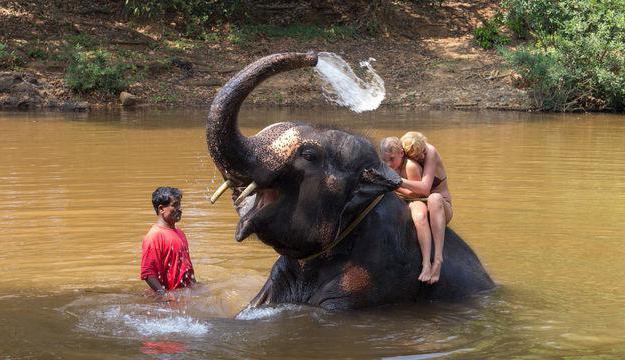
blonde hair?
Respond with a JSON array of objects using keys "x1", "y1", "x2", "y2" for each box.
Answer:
[
  {"x1": 400, "y1": 131, "x2": 427, "y2": 160},
  {"x1": 380, "y1": 136, "x2": 403, "y2": 154}
]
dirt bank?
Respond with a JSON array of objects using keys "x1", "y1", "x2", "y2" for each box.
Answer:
[{"x1": 0, "y1": 0, "x2": 531, "y2": 111}]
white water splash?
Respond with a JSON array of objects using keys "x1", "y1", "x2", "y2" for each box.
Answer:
[
  {"x1": 314, "y1": 52, "x2": 385, "y2": 113},
  {"x1": 77, "y1": 305, "x2": 211, "y2": 338},
  {"x1": 235, "y1": 304, "x2": 303, "y2": 320}
]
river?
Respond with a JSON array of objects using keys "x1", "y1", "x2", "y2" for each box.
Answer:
[{"x1": 1, "y1": 108, "x2": 624, "y2": 358}]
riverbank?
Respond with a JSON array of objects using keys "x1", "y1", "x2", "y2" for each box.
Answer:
[{"x1": 0, "y1": 0, "x2": 531, "y2": 111}]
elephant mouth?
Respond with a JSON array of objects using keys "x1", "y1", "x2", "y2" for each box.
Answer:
[{"x1": 234, "y1": 187, "x2": 280, "y2": 242}]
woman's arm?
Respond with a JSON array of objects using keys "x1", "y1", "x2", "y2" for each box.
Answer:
[
  {"x1": 400, "y1": 145, "x2": 437, "y2": 196},
  {"x1": 396, "y1": 159, "x2": 425, "y2": 198}
]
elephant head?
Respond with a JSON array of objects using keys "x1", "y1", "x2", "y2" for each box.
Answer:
[{"x1": 207, "y1": 52, "x2": 401, "y2": 259}]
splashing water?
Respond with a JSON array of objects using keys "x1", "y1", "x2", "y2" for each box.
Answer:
[
  {"x1": 113, "y1": 308, "x2": 210, "y2": 337},
  {"x1": 314, "y1": 52, "x2": 385, "y2": 113},
  {"x1": 72, "y1": 302, "x2": 211, "y2": 338},
  {"x1": 235, "y1": 304, "x2": 303, "y2": 320}
]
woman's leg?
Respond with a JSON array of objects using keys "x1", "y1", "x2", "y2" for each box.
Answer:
[
  {"x1": 409, "y1": 201, "x2": 432, "y2": 282},
  {"x1": 427, "y1": 193, "x2": 450, "y2": 284}
]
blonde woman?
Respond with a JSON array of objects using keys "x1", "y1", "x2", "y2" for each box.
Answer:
[{"x1": 380, "y1": 132, "x2": 452, "y2": 284}]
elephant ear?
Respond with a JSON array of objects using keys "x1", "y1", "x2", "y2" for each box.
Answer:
[{"x1": 337, "y1": 163, "x2": 402, "y2": 234}]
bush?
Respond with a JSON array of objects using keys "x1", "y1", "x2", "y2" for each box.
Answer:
[
  {"x1": 503, "y1": 0, "x2": 625, "y2": 111},
  {"x1": 0, "y1": 43, "x2": 23, "y2": 69},
  {"x1": 27, "y1": 48, "x2": 48, "y2": 60},
  {"x1": 125, "y1": 0, "x2": 249, "y2": 40},
  {"x1": 502, "y1": 0, "x2": 569, "y2": 39},
  {"x1": 0, "y1": 43, "x2": 8, "y2": 58},
  {"x1": 504, "y1": 47, "x2": 577, "y2": 111},
  {"x1": 65, "y1": 48, "x2": 132, "y2": 94},
  {"x1": 474, "y1": 15, "x2": 510, "y2": 49}
]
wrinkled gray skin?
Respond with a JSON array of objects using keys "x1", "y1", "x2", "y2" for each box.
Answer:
[{"x1": 207, "y1": 52, "x2": 495, "y2": 310}]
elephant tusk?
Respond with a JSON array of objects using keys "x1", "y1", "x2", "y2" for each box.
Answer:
[
  {"x1": 234, "y1": 182, "x2": 257, "y2": 206},
  {"x1": 210, "y1": 180, "x2": 233, "y2": 204}
]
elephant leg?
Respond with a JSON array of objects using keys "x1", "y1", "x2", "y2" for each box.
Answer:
[
  {"x1": 311, "y1": 281, "x2": 353, "y2": 310},
  {"x1": 247, "y1": 256, "x2": 302, "y2": 308},
  {"x1": 249, "y1": 277, "x2": 273, "y2": 308}
]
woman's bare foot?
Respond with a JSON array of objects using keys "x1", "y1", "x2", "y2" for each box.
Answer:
[
  {"x1": 418, "y1": 263, "x2": 431, "y2": 282},
  {"x1": 428, "y1": 259, "x2": 443, "y2": 284}
]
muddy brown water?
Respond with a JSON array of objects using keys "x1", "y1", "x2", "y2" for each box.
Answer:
[{"x1": 1, "y1": 108, "x2": 624, "y2": 358}]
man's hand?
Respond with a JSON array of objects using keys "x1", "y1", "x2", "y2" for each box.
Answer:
[
  {"x1": 156, "y1": 288, "x2": 176, "y2": 302},
  {"x1": 145, "y1": 276, "x2": 175, "y2": 301}
]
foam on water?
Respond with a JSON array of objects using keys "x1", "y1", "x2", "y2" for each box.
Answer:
[{"x1": 314, "y1": 52, "x2": 385, "y2": 113}]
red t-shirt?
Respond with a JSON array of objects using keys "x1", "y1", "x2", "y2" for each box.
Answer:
[{"x1": 140, "y1": 224, "x2": 195, "y2": 290}]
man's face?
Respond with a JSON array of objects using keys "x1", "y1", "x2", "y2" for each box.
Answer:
[
  {"x1": 160, "y1": 196, "x2": 182, "y2": 224},
  {"x1": 381, "y1": 150, "x2": 404, "y2": 171}
]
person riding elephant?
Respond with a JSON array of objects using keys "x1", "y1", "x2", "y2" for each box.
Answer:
[
  {"x1": 206, "y1": 52, "x2": 494, "y2": 310},
  {"x1": 381, "y1": 132, "x2": 452, "y2": 285}
]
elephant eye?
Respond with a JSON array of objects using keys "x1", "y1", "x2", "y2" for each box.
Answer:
[{"x1": 300, "y1": 147, "x2": 318, "y2": 162}]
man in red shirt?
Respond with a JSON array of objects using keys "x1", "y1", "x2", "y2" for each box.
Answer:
[{"x1": 141, "y1": 187, "x2": 196, "y2": 299}]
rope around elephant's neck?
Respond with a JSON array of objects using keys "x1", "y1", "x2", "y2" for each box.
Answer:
[{"x1": 301, "y1": 193, "x2": 385, "y2": 262}]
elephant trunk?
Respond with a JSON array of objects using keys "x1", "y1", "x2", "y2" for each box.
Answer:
[{"x1": 206, "y1": 52, "x2": 318, "y2": 183}]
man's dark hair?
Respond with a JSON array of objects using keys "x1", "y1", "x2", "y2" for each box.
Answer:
[{"x1": 152, "y1": 187, "x2": 182, "y2": 214}]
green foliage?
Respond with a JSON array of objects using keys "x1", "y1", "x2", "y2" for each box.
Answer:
[
  {"x1": 125, "y1": 0, "x2": 249, "y2": 41},
  {"x1": 0, "y1": 43, "x2": 8, "y2": 58},
  {"x1": 474, "y1": 15, "x2": 510, "y2": 49},
  {"x1": 503, "y1": 47, "x2": 575, "y2": 111},
  {"x1": 0, "y1": 43, "x2": 23, "y2": 69},
  {"x1": 151, "y1": 93, "x2": 178, "y2": 104},
  {"x1": 502, "y1": 0, "x2": 625, "y2": 111},
  {"x1": 361, "y1": 19, "x2": 382, "y2": 37},
  {"x1": 65, "y1": 48, "x2": 132, "y2": 94},
  {"x1": 27, "y1": 48, "x2": 48, "y2": 60},
  {"x1": 272, "y1": 91, "x2": 284, "y2": 105},
  {"x1": 67, "y1": 33, "x2": 98, "y2": 48},
  {"x1": 165, "y1": 38, "x2": 196, "y2": 52},
  {"x1": 502, "y1": 0, "x2": 569, "y2": 39},
  {"x1": 198, "y1": 31, "x2": 221, "y2": 43}
]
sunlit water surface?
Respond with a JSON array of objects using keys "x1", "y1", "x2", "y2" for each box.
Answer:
[{"x1": 1, "y1": 108, "x2": 624, "y2": 358}]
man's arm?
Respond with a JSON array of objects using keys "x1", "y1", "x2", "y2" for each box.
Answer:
[
  {"x1": 141, "y1": 236, "x2": 171, "y2": 299},
  {"x1": 145, "y1": 276, "x2": 166, "y2": 295},
  {"x1": 145, "y1": 276, "x2": 176, "y2": 301}
]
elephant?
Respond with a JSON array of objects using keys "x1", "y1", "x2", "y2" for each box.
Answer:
[{"x1": 206, "y1": 51, "x2": 495, "y2": 310}]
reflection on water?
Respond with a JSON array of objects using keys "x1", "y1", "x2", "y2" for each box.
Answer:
[{"x1": 1, "y1": 108, "x2": 625, "y2": 358}]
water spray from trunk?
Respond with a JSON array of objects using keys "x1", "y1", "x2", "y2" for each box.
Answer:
[{"x1": 314, "y1": 52, "x2": 385, "y2": 113}]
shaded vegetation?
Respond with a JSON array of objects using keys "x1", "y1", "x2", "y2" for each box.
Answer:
[
  {"x1": 501, "y1": 0, "x2": 625, "y2": 111},
  {"x1": 2, "y1": 0, "x2": 621, "y2": 111},
  {"x1": 473, "y1": 14, "x2": 509, "y2": 49},
  {"x1": 65, "y1": 48, "x2": 133, "y2": 94},
  {"x1": 0, "y1": 43, "x2": 23, "y2": 69},
  {"x1": 123, "y1": 1, "x2": 374, "y2": 42},
  {"x1": 124, "y1": 0, "x2": 248, "y2": 23},
  {"x1": 27, "y1": 48, "x2": 48, "y2": 60},
  {"x1": 0, "y1": 43, "x2": 8, "y2": 58}
]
